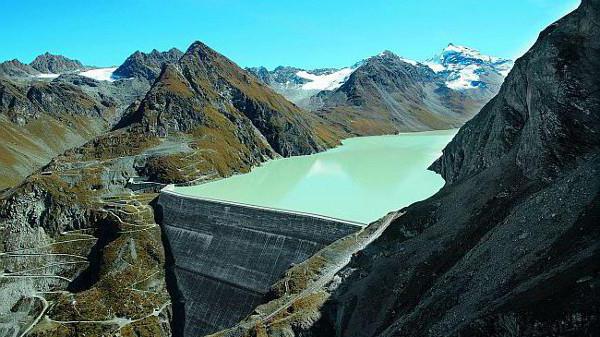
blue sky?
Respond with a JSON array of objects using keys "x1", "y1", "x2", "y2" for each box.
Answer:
[{"x1": 1, "y1": 0, "x2": 580, "y2": 69}]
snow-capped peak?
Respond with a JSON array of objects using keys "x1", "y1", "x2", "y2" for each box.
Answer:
[
  {"x1": 425, "y1": 43, "x2": 514, "y2": 90},
  {"x1": 441, "y1": 43, "x2": 503, "y2": 65}
]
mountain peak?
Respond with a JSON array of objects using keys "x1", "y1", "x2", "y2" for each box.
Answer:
[
  {"x1": 186, "y1": 40, "x2": 214, "y2": 54},
  {"x1": 439, "y1": 43, "x2": 508, "y2": 65},
  {"x1": 378, "y1": 50, "x2": 396, "y2": 57},
  {"x1": 424, "y1": 43, "x2": 515, "y2": 89},
  {"x1": 29, "y1": 52, "x2": 85, "y2": 74},
  {"x1": 113, "y1": 48, "x2": 183, "y2": 82}
]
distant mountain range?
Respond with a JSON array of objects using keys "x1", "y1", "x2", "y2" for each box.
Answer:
[
  {"x1": 248, "y1": 44, "x2": 512, "y2": 107},
  {"x1": 248, "y1": 44, "x2": 513, "y2": 134},
  {"x1": 0, "y1": 43, "x2": 511, "y2": 188}
]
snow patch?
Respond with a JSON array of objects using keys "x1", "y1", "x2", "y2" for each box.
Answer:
[
  {"x1": 399, "y1": 57, "x2": 418, "y2": 66},
  {"x1": 78, "y1": 67, "x2": 118, "y2": 82},
  {"x1": 423, "y1": 61, "x2": 446, "y2": 73},
  {"x1": 296, "y1": 68, "x2": 355, "y2": 91},
  {"x1": 35, "y1": 73, "x2": 60, "y2": 79},
  {"x1": 445, "y1": 64, "x2": 480, "y2": 90}
]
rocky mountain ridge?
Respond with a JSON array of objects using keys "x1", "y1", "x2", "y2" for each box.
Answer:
[{"x1": 113, "y1": 48, "x2": 184, "y2": 82}]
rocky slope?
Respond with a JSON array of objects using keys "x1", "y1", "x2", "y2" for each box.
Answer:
[
  {"x1": 0, "y1": 69, "x2": 154, "y2": 191},
  {"x1": 113, "y1": 48, "x2": 183, "y2": 82},
  {"x1": 0, "y1": 173, "x2": 172, "y2": 336},
  {"x1": 216, "y1": 1, "x2": 599, "y2": 336},
  {"x1": 30, "y1": 52, "x2": 86, "y2": 74}
]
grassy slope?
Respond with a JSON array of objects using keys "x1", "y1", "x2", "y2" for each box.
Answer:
[{"x1": 0, "y1": 115, "x2": 107, "y2": 190}]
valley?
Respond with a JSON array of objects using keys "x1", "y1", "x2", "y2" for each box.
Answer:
[{"x1": 0, "y1": 1, "x2": 598, "y2": 336}]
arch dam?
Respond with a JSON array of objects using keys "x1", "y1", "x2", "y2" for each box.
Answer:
[{"x1": 156, "y1": 185, "x2": 365, "y2": 336}]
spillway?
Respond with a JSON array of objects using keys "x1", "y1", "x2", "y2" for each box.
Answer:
[{"x1": 157, "y1": 186, "x2": 364, "y2": 336}]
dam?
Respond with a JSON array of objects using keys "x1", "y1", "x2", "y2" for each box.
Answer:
[
  {"x1": 157, "y1": 130, "x2": 456, "y2": 336},
  {"x1": 158, "y1": 188, "x2": 363, "y2": 336}
]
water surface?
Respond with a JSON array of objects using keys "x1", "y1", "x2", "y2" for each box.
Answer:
[{"x1": 173, "y1": 130, "x2": 456, "y2": 223}]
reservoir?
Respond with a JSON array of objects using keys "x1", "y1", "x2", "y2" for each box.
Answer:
[{"x1": 172, "y1": 130, "x2": 456, "y2": 224}]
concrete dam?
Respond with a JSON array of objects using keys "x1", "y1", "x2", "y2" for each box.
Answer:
[{"x1": 157, "y1": 185, "x2": 364, "y2": 336}]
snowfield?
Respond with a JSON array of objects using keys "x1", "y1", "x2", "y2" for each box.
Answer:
[
  {"x1": 35, "y1": 73, "x2": 60, "y2": 79},
  {"x1": 296, "y1": 68, "x2": 355, "y2": 91},
  {"x1": 78, "y1": 67, "x2": 118, "y2": 82},
  {"x1": 445, "y1": 64, "x2": 481, "y2": 90},
  {"x1": 34, "y1": 67, "x2": 119, "y2": 82}
]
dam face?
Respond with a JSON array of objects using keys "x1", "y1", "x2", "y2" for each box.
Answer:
[{"x1": 157, "y1": 188, "x2": 363, "y2": 336}]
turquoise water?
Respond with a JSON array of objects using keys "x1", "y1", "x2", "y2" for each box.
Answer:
[{"x1": 173, "y1": 130, "x2": 456, "y2": 224}]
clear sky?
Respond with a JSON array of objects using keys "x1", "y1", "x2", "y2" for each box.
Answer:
[{"x1": 1, "y1": 0, "x2": 580, "y2": 69}]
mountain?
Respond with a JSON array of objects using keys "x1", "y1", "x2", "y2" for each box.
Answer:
[
  {"x1": 29, "y1": 52, "x2": 87, "y2": 73},
  {"x1": 113, "y1": 48, "x2": 183, "y2": 82},
  {"x1": 247, "y1": 66, "x2": 356, "y2": 109},
  {"x1": 66, "y1": 40, "x2": 334, "y2": 184},
  {"x1": 313, "y1": 50, "x2": 487, "y2": 134},
  {"x1": 215, "y1": 1, "x2": 600, "y2": 336},
  {"x1": 132, "y1": 41, "x2": 329, "y2": 156}
]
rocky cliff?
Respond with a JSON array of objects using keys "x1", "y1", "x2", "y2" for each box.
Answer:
[{"x1": 216, "y1": 1, "x2": 599, "y2": 336}]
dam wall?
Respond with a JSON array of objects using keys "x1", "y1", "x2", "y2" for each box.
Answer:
[{"x1": 157, "y1": 186, "x2": 364, "y2": 336}]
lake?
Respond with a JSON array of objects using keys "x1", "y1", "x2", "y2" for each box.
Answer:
[{"x1": 173, "y1": 130, "x2": 456, "y2": 224}]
